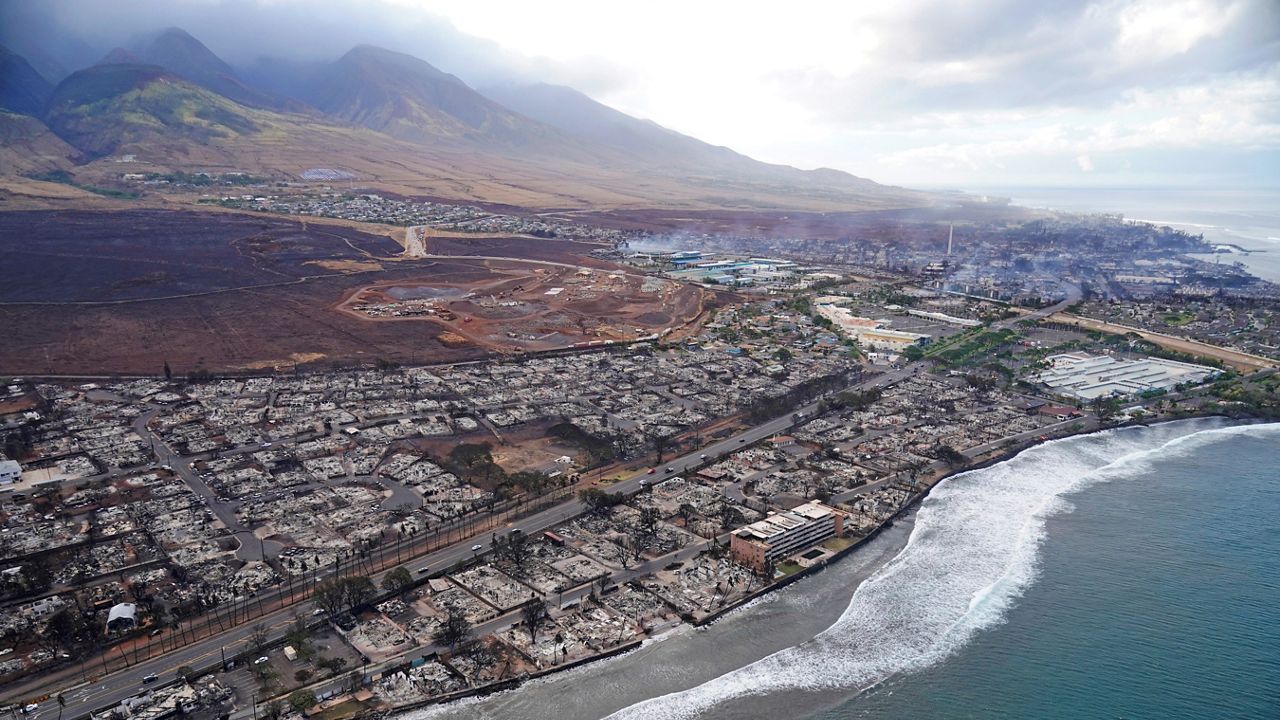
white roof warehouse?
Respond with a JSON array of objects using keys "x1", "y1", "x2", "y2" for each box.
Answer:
[{"x1": 1035, "y1": 352, "x2": 1217, "y2": 400}]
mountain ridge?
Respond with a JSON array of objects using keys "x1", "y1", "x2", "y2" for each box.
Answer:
[
  {"x1": 137, "y1": 27, "x2": 301, "y2": 111},
  {"x1": 0, "y1": 45, "x2": 53, "y2": 115},
  {"x1": 4, "y1": 29, "x2": 929, "y2": 212}
]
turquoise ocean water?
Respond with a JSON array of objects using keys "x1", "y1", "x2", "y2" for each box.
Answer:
[
  {"x1": 410, "y1": 420, "x2": 1279, "y2": 720},
  {"x1": 819, "y1": 420, "x2": 1280, "y2": 720},
  {"x1": 603, "y1": 420, "x2": 1280, "y2": 720}
]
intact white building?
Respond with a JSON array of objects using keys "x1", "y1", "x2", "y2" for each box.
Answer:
[
  {"x1": 814, "y1": 304, "x2": 930, "y2": 350},
  {"x1": 1035, "y1": 352, "x2": 1217, "y2": 400},
  {"x1": 0, "y1": 460, "x2": 21, "y2": 486}
]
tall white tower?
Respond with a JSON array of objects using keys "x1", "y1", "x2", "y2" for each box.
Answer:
[{"x1": 947, "y1": 224, "x2": 954, "y2": 256}]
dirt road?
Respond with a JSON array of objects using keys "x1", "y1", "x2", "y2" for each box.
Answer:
[{"x1": 1048, "y1": 312, "x2": 1278, "y2": 372}]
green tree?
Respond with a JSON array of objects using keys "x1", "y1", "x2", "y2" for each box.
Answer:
[
  {"x1": 342, "y1": 575, "x2": 375, "y2": 609},
  {"x1": 39, "y1": 608, "x2": 86, "y2": 654},
  {"x1": 382, "y1": 567, "x2": 413, "y2": 594},
  {"x1": 449, "y1": 443, "x2": 494, "y2": 469},
  {"x1": 313, "y1": 575, "x2": 375, "y2": 615},
  {"x1": 313, "y1": 578, "x2": 346, "y2": 617},
  {"x1": 579, "y1": 488, "x2": 623, "y2": 517},
  {"x1": 288, "y1": 690, "x2": 317, "y2": 713}
]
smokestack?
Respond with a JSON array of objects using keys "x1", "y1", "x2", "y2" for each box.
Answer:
[{"x1": 947, "y1": 224, "x2": 953, "y2": 256}]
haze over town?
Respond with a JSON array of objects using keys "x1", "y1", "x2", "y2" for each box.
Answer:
[{"x1": 0, "y1": 2, "x2": 1277, "y2": 720}]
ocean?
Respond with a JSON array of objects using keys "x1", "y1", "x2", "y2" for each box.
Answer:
[
  {"x1": 407, "y1": 418, "x2": 1280, "y2": 720},
  {"x1": 969, "y1": 186, "x2": 1280, "y2": 284}
]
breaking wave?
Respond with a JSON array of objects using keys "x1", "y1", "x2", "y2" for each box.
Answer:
[{"x1": 607, "y1": 420, "x2": 1279, "y2": 720}]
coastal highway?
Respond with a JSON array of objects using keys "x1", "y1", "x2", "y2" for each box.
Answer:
[
  {"x1": 243, "y1": 533, "x2": 730, "y2": 720},
  {"x1": 20, "y1": 366, "x2": 914, "y2": 719}
]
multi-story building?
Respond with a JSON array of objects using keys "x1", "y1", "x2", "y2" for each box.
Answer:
[{"x1": 730, "y1": 501, "x2": 846, "y2": 573}]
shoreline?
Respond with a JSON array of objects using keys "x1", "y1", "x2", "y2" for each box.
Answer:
[
  {"x1": 376, "y1": 412, "x2": 1242, "y2": 718},
  {"x1": 392, "y1": 510, "x2": 922, "y2": 720}
]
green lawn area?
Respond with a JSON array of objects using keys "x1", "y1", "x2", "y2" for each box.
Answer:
[
  {"x1": 822, "y1": 536, "x2": 856, "y2": 552},
  {"x1": 1164, "y1": 312, "x2": 1196, "y2": 327},
  {"x1": 924, "y1": 327, "x2": 1018, "y2": 366},
  {"x1": 775, "y1": 560, "x2": 804, "y2": 578}
]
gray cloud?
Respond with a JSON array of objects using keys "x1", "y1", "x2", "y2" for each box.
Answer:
[
  {"x1": 777, "y1": 0, "x2": 1280, "y2": 123},
  {"x1": 0, "y1": 0, "x2": 636, "y2": 93}
]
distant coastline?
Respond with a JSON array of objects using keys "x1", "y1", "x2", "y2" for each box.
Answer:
[{"x1": 971, "y1": 186, "x2": 1280, "y2": 284}]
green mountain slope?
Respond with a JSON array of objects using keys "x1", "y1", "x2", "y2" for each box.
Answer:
[
  {"x1": 44, "y1": 63, "x2": 257, "y2": 158},
  {"x1": 306, "y1": 45, "x2": 567, "y2": 151}
]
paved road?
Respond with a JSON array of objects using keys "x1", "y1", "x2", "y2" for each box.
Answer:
[
  {"x1": 997, "y1": 280, "x2": 1082, "y2": 329},
  {"x1": 129, "y1": 409, "x2": 280, "y2": 562},
  {"x1": 18, "y1": 367, "x2": 911, "y2": 719},
  {"x1": 232, "y1": 533, "x2": 729, "y2": 720}
]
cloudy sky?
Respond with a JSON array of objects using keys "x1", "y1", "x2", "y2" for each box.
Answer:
[{"x1": 5, "y1": 0, "x2": 1278, "y2": 189}]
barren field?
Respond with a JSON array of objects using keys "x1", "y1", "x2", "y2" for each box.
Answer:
[
  {"x1": 337, "y1": 258, "x2": 705, "y2": 353},
  {"x1": 0, "y1": 210, "x2": 711, "y2": 375},
  {"x1": 0, "y1": 209, "x2": 400, "y2": 303}
]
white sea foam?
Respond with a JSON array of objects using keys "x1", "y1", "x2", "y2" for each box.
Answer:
[
  {"x1": 606, "y1": 420, "x2": 1279, "y2": 720},
  {"x1": 1129, "y1": 218, "x2": 1220, "y2": 230}
]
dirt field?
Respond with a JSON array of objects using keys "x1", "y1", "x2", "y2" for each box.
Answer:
[
  {"x1": 336, "y1": 258, "x2": 707, "y2": 353},
  {"x1": 0, "y1": 209, "x2": 711, "y2": 375},
  {"x1": 0, "y1": 209, "x2": 400, "y2": 303}
]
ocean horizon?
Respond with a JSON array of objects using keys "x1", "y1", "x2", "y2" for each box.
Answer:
[{"x1": 965, "y1": 186, "x2": 1280, "y2": 284}]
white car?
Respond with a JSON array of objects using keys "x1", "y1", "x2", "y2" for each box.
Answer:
[
  {"x1": 253, "y1": 656, "x2": 269, "y2": 665},
  {"x1": 471, "y1": 544, "x2": 483, "y2": 552},
  {"x1": 23, "y1": 704, "x2": 38, "y2": 713}
]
